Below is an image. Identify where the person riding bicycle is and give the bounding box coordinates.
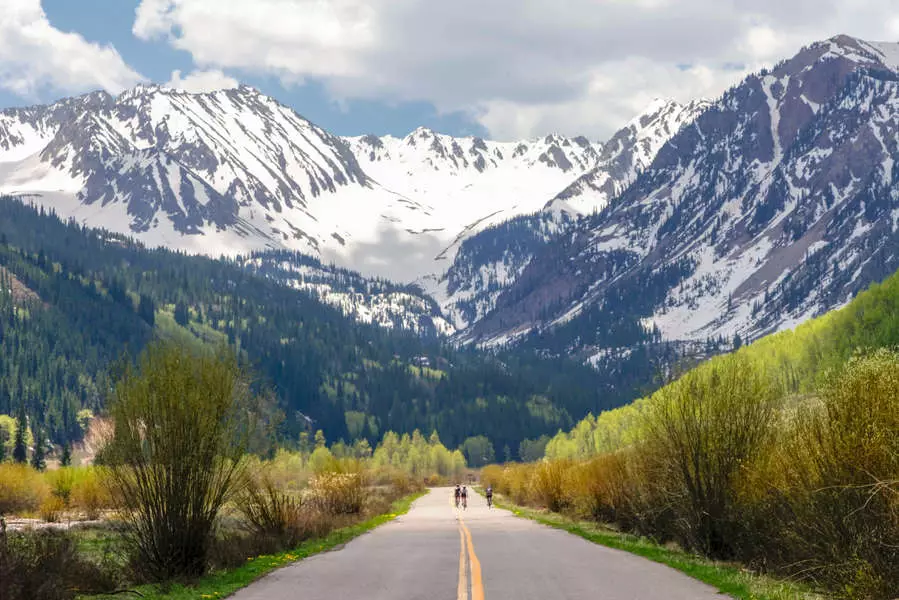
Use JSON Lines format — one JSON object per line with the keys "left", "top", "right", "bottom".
{"left": 454, "top": 484, "right": 461, "bottom": 508}
{"left": 461, "top": 485, "right": 468, "bottom": 509}
{"left": 485, "top": 485, "right": 494, "bottom": 508}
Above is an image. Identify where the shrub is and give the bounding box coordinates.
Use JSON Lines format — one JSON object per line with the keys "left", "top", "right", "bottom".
{"left": 529, "top": 460, "right": 571, "bottom": 512}
{"left": 310, "top": 464, "right": 369, "bottom": 515}
{"left": 39, "top": 495, "right": 66, "bottom": 523}
{"left": 0, "top": 463, "right": 47, "bottom": 516}
{"left": 71, "top": 469, "right": 113, "bottom": 520}
{"left": 754, "top": 350, "right": 899, "bottom": 597}
{"left": 46, "top": 468, "right": 76, "bottom": 507}
{"left": 0, "top": 529, "right": 119, "bottom": 600}
{"left": 102, "top": 342, "right": 254, "bottom": 580}
{"left": 641, "top": 356, "right": 780, "bottom": 556}
{"left": 236, "top": 475, "right": 322, "bottom": 548}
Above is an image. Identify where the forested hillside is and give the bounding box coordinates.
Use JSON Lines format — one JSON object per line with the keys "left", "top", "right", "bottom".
{"left": 0, "top": 197, "right": 633, "bottom": 454}
{"left": 544, "top": 262, "right": 899, "bottom": 459}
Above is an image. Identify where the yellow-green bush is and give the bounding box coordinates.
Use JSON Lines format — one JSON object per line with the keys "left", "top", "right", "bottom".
{"left": 70, "top": 467, "right": 114, "bottom": 520}
{"left": 309, "top": 462, "right": 369, "bottom": 515}
{"left": 0, "top": 463, "right": 48, "bottom": 516}
{"left": 39, "top": 495, "right": 65, "bottom": 523}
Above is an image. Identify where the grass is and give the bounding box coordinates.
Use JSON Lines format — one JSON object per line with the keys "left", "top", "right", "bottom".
{"left": 81, "top": 490, "right": 426, "bottom": 600}
{"left": 489, "top": 494, "right": 825, "bottom": 600}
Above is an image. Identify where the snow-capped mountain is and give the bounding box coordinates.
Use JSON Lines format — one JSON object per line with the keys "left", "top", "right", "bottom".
{"left": 465, "top": 35, "right": 899, "bottom": 356}
{"left": 0, "top": 84, "right": 442, "bottom": 270}
{"left": 424, "top": 98, "right": 709, "bottom": 329}
{"left": 545, "top": 98, "right": 711, "bottom": 216}
{"left": 0, "top": 85, "right": 609, "bottom": 286}
{"left": 242, "top": 250, "right": 454, "bottom": 336}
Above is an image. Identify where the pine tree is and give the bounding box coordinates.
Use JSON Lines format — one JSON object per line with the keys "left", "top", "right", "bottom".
{"left": 60, "top": 442, "right": 72, "bottom": 467}
{"left": 31, "top": 426, "right": 46, "bottom": 471}
{"left": 12, "top": 403, "right": 27, "bottom": 464}
{"left": 174, "top": 301, "right": 190, "bottom": 327}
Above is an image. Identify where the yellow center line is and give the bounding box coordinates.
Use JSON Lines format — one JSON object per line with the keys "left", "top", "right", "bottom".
{"left": 450, "top": 491, "right": 485, "bottom": 599}
{"left": 458, "top": 524, "right": 468, "bottom": 600}
{"left": 461, "top": 519, "right": 484, "bottom": 600}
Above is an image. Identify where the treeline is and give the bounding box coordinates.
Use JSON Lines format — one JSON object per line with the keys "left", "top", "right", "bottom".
{"left": 0, "top": 198, "right": 614, "bottom": 453}
{"left": 485, "top": 268, "right": 899, "bottom": 599}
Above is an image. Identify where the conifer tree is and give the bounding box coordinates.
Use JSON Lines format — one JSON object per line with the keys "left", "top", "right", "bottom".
{"left": 12, "top": 403, "right": 27, "bottom": 464}
{"left": 31, "top": 426, "right": 46, "bottom": 471}
{"left": 60, "top": 442, "right": 72, "bottom": 467}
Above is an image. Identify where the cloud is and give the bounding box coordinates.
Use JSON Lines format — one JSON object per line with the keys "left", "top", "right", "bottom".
{"left": 165, "top": 69, "right": 239, "bottom": 93}
{"left": 133, "top": 0, "right": 899, "bottom": 139}
{"left": 0, "top": 0, "right": 143, "bottom": 98}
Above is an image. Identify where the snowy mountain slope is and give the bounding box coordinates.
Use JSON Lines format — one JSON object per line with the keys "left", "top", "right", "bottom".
{"left": 420, "top": 99, "right": 708, "bottom": 329}
{"left": 0, "top": 85, "right": 611, "bottom": 286}
{"left": 242, "top": 250, "right": 454, "bottom": 336}
{"left": 465, "top": 35, "right": 899, "bottom": 355}
{"left": 545, "top": 98, "right": 711, "bottom": 216}
{"left": 0, "top": 85, "right": 439, "bottom": 273}
{"left": 344, "top": 129, "right": 602, "bottom": 265}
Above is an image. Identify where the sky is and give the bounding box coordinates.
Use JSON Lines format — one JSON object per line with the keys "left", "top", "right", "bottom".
{"left": 1, "top": 0, "right": 899, "bottom": 141}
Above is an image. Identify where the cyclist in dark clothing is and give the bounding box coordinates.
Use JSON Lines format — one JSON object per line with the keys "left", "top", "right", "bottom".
{"left": 461, "top": 485, "right": 468, "bottom": 509}
{"left": 485, "top": 485, "right": 494, "bottom": 508}
{"left": 454, "top": 484, "right": 461, "bottom": 508}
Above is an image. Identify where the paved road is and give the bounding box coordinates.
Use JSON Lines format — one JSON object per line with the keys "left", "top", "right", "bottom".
{"left": 229, "top": 487, "right": 725, "bottom": 600}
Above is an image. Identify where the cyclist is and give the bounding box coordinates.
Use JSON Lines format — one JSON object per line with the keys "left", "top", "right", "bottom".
{"left": 461, "top": 485, "right": 468, "bottom": 509}
{"left": 454, "top": 484, "right": 461, "bottom": 508}
{"left": 485, "top": 485, "right": 494, "bottom": 508}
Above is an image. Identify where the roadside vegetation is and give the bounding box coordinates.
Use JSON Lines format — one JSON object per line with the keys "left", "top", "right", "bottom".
{"left": 0, "top": 341, "right": 464, "bottom": 600}
{"left": 484, "top": 278, "right": 899, "bottom": 600}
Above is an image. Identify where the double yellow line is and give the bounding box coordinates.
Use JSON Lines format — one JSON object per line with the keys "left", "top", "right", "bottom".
{"left": 452, "top": 499, "right": 484, "bottom": 600}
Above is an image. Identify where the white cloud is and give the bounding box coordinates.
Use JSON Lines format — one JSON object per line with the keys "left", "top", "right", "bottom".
{"left": 165, "top": 69, "right": 238, "bottom": 93}
{"left": 0, "top": 0, "right": 143, "bottom": 98}
{"left": 133, "top": 0, "right": 899, "bottom": 140}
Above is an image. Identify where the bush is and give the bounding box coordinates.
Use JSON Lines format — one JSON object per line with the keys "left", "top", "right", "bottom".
{"left": 641, "top": 356, "right": 780, "bottom": 556}
{"left": 102, "top": 342, "right": 254, "bottom": 580}
{"left": 71, "top": 468, "right": 113, "bottom": 520}
{"left": 0, "top": 529, "right": 119, "bottom": 600}
{"left": 529, "top": 460, "right": 570, "bottom": 512}
{"left": 39, "top": 496, "right": 66, "bottom": 523}
{"left": 236, "top": 475, "right": 324, "bottom": 549}
{"left": 310, "top": 470, "right": 369, "bottom": 515}
{"left": 750, "top": 351, "right": 899, "bottom": 597}
{"left": 0, "top": 463, "right": 47, "bottom": 516}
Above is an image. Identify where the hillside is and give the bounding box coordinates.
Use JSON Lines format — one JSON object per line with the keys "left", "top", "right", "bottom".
{"left": 545, "top": 246, "right": 899, "bottom": 459}
{"left": 0, "top": 197, "right": 629, "bottom": 454}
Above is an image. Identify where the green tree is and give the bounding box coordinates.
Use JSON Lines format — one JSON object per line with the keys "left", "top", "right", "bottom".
{"left": 174, "top": 300, "right": 190, "bottom": 327}
{"left": 0, "top": 424, "right": 7, "bottom": 462}
{"left": 459, "top": 435, "right": 495, "bottom": 468}
{"left": 103, "top": 341, "right": 253, "bottom": 580}
{"left": 12, "top": 403, "right": 27, "bottom": 464}
{"left": 60, "top": 442, "right": 72, "bottom": 467}
{"left": 137, "top": 293, "right": 156, "bottom": 327}
{"left": 30, "top": 426, "right": 46, "bottom": 471}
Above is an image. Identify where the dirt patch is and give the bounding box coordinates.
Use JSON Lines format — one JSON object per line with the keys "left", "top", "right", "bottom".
{"left": 0, "top": 266, "right": 39, "bottom": 305}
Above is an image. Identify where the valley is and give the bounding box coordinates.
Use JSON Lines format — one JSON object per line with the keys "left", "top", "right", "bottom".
{"left": 0, "top": 12, "right": 898, "bottom": 599}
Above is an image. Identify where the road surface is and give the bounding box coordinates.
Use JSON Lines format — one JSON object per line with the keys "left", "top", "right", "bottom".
{"left": 229, "top": 487, "right": 724, "bottom": 600}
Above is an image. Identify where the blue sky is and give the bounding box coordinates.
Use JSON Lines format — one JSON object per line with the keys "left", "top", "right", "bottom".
{"left": 1, "top": 1, "right": 897, "bottom": 140}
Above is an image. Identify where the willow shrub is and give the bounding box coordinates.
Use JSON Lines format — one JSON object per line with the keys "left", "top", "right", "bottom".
{"left": 641, "top": 355, "right": 781, "bottom": 556}
{"left": 102, "top": 342, "right": 253, "bottom": 581}
{"left": 747, "top": 350, "right": 899, "bottom": 598}
{"left": 0, "top": 463, "right": 48, "bottom": 516}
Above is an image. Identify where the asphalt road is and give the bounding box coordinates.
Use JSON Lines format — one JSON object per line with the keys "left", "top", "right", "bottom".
{"left": 229, "top": 487, "right": 725, "bottom": 600}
